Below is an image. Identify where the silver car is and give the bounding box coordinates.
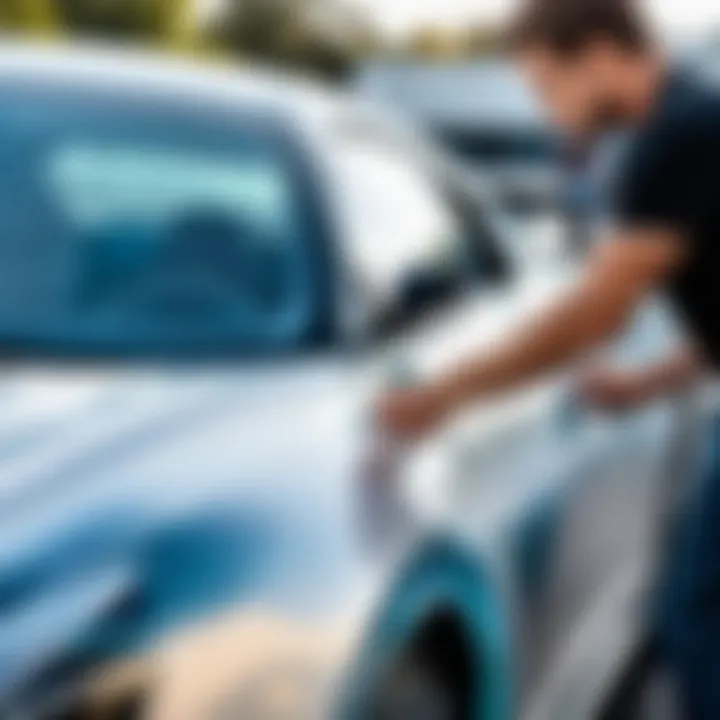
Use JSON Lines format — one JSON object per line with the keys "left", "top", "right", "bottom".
{"left": 0, "top": 44, "right": 700, "bottom": 720}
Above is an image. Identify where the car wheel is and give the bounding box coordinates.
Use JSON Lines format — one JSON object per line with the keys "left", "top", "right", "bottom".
{"left": 372, "top": 611, "right": 476, "bottom": 720}
{"left": 372, "top": 659, "right": 456, "bottom": 720}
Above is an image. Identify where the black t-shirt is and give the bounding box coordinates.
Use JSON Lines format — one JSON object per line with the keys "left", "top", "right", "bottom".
{"left": 615, "top": 70, "right": 720, "bottom": 366}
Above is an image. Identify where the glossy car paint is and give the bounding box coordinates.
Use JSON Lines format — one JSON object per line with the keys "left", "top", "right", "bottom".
{"left": 0, "top": 43, "right": 702, "bottom": 720}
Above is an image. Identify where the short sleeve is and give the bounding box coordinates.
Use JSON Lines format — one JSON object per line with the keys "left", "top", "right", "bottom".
{"left": 614, "top": 116, "right": 699, "bottom": 231}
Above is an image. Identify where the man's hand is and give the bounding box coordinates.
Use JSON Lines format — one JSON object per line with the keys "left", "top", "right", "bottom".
{"left": 377, "top": 231, "right": 685, "bottom": 442}
{"left": 580, "top": 367, "right": 656, "bottom": 412}
{"left": 581, "top": 347, "right": 701, "bottom": 413}
{"left": 377, "top": 384, "right": 453, "bottom": 441}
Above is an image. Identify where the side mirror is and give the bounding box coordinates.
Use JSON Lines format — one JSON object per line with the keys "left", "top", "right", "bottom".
{"left": 398, "top": 264, "right": 459, "bottom": 315}
{"left": 338, "top": 260, "right": 463, "bottom": 349}
{"left": 364, "top": 265, "right": 461, "bottom": 342}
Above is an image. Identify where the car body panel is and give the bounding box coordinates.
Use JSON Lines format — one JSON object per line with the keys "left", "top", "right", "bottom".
{"left": 0, "top": 43, "right": 703, "bottom": 720}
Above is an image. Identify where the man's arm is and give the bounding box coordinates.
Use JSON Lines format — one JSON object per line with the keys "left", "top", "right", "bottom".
{"left": 379, "top": 230, "right": 687, "bottom": 439}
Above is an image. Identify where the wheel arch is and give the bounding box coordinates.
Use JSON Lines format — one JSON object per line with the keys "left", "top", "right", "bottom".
{"left": 341, "top": 534, "right": 516, "bottom": 720}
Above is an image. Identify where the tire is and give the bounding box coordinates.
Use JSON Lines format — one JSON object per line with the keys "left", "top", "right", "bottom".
{"left": 371, "top": 658, "right": 457, "bottom": 720}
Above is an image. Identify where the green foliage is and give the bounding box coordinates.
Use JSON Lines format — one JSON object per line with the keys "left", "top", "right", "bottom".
{"left": 56, "top": 0, "right": 195, "bottom": 46}
{"left": 209, "top": 0, "right": 355, "bottom": 79}
{"left": 0, "top": 0, "right": 59, "bottom": 32}
{"left": 465, "top": 24, "right": 503, "bottom": 56}
{"left": 400, "top": 22, "right": 503, "bottom": 60}
{"left": 210, "top": 0, "right": 293, "bottom": 60}
{"left": 0, "top": 0, "right": 381, "bottom": 79}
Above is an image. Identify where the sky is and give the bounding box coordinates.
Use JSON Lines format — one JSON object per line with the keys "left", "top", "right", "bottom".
{"left": 348, "top": 0, "right": 720, "bottom": 38}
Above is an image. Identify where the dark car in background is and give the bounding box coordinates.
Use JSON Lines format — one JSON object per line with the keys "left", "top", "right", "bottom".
{"left": 0, "top": 42, "right": 703, "bottom": 720}
{"left": 354, "top": 61, "right": 562, "bottom": 219}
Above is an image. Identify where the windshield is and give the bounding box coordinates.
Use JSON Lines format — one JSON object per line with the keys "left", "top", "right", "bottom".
{"left": 0, "top": 85, "right": 322, "bottom": 359}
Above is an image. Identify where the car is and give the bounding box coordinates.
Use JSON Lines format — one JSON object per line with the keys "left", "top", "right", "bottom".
{"left": 353, "top": 61, "right": 564, "bottom": 227}
{"left": 0, "top": 42, "right": 702, "bottom": 720}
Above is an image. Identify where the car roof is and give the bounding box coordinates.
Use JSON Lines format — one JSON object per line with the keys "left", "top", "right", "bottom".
{"left": 0, "top": 39, "right": 349, "bottom": 128}
{"left": 0, "top": 41, "right": 502, "bottom": 211}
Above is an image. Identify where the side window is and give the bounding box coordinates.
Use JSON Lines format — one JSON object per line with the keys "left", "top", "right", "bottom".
{"left": 333, "top": 134, "right": 470, "bottom": 326}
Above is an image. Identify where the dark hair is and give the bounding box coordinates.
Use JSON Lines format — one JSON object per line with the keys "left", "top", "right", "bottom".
{"left": 507, "top": 0, "right": 651, "bottom": 56}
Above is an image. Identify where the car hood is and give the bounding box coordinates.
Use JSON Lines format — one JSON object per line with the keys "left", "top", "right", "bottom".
{"left": 0, "top": 275, "right": 578, "bottom": 709}
{"left": 0, "top": 363, "right": 360, "bottom": 525}
{"left": 0, "top": 363, "right": 384, "bottom": 694}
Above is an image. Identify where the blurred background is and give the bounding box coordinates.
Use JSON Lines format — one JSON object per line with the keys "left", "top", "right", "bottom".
{"left": 0, "top": 2, "right": 715, "bottom": 720}
{"left": 2, "top": 0, "right": 717, "bottom": 74}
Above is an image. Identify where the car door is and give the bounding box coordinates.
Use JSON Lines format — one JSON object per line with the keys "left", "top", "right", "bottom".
{"left": 514, "top": 302, "right": 691, "bottom": 720}
{"left": 325, "top": 117, "right": 586, "bottom": 664}
{"left": 423, "top": 282, "right": 689, "bottom": 718}
{"left": 329, "top": 117, "right": 689, "bottom": 716}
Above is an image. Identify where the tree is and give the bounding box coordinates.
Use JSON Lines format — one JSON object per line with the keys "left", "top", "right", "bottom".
{"left": 0, "top": 0, "right": 379, "bottom": 78}
{"left": 209, "top": 0, "right": 356, "bottom": 79}
{"left": 404, "top": 25, "right": 463, "bottom": 60}
{"left": 56, "top": 0, "right": 197, "bottom": 48}
{"left": 0, "top": 0, "right": 59, "bottom": 34}
{"left": 210, "top": 0, "right": 295, "bottom": 60}
{"left": 465, "top": 23, "right": 502, "bottom": 56}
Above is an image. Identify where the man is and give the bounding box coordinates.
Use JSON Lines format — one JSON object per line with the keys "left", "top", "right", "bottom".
{"left": 379, "top": 0, "right": 720, "bottom": 717}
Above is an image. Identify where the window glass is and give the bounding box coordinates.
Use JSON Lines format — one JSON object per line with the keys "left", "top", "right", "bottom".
{"left": 0, "top": 88, "right": 321, "bottom": 357}
{"left": 48, "top": 143, "right": 293, "bottom": 236}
